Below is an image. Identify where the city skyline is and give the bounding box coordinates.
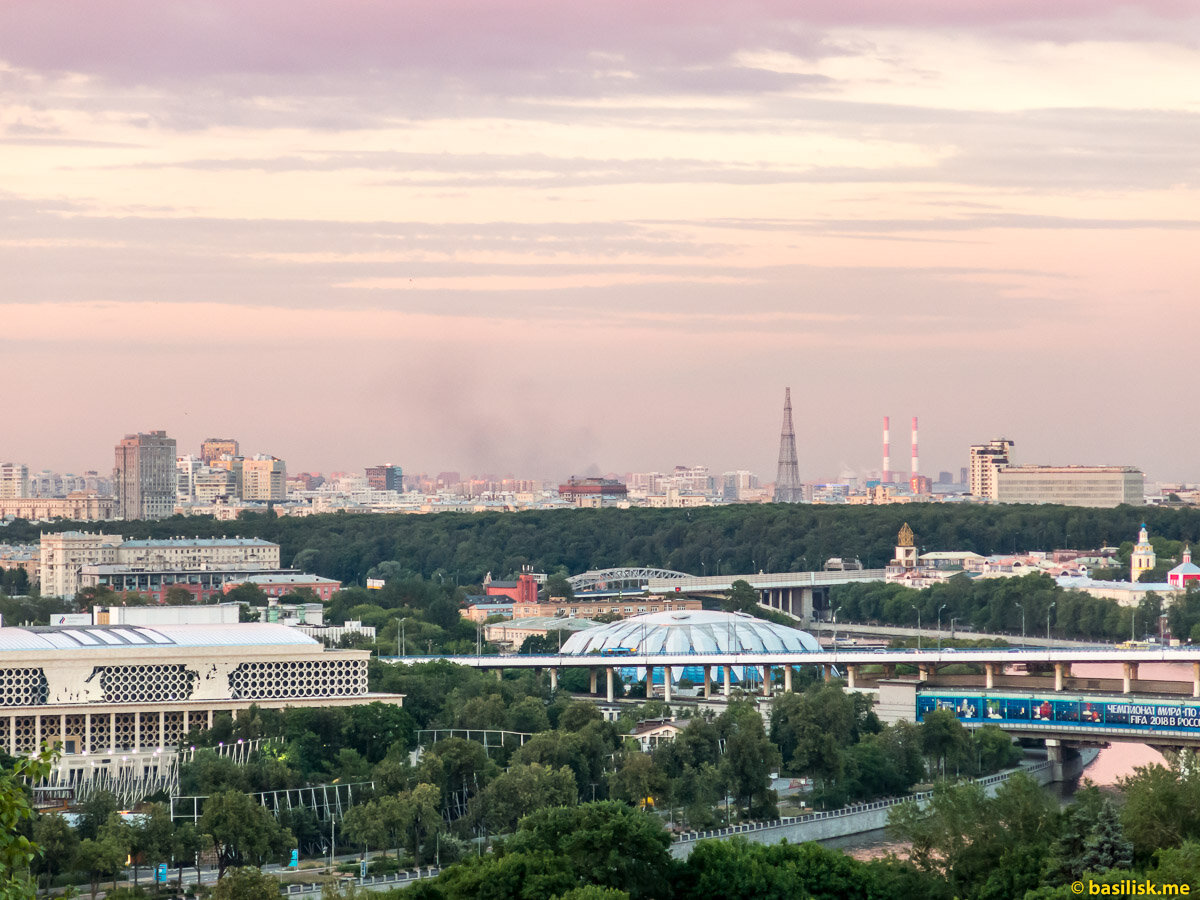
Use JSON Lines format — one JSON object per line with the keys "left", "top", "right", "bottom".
{"left": 3, "top": 3, "right": 1199, "bottom": 479}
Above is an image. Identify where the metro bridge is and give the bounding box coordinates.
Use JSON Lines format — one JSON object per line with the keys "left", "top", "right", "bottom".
{"left": 386, "top": 645, "right": 1200, "bottom": 703}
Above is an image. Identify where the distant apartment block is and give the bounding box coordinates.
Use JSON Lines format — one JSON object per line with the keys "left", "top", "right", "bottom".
{"left": 466, "top": 595, "right": 702, "bottom": 622}
{"left": 0, "top": 494, "right": 116, "bottom": 523}
{"left": 0, "top": 462, "right": 29, "bottom": 499}
{"left": 114, "top": 430, "right": 177, "bottom": 519}
{"left": 200, "top": 438, "right": 240, "bottom": 465}
{"left": 722, "top": 470, "right": 760, "bottom": 501}
{"left": 558, "top": 476, "right": 628, "bottom": 507}
{"left": 40, "top": 532, "right": 282, "bottom": 598}
{"left": 968, "top": 439, "right": 1014, "bottom": 500}
{"left": 365, "top": 465, "right": 404, "bottom": 492}
{"left": 995, "top": 465, "right": 1144, "bottom": 508}
{"left": 242, "top": 455, "right": 287, "bottom": 501}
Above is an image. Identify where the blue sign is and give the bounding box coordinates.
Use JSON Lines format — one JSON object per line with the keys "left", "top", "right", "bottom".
{"left": 155, "top": 864, "right": 167, "bottom": 883}
{"left": 918, "top": 692, "right": 1200, "bottom": 733}
{"left": 289, "top": 850, "right": 299, "bottom": 868}
{"left": 360, "top": 860, "right": 367, "bottom": 879}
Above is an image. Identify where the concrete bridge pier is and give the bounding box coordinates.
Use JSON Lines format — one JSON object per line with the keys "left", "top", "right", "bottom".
{"left": 589, "top": 669, "right": 598, "bottom": 694}
{"left": 985, "top": 663, "right": 996, "bottom": 689}
{"left": 723, "top": 665, "right": 732, "bottom": 697}
{"left": 846, "top": 665, "right": 856, "bottom": 689}
{"left": 1045, "top": 741, "right": 1084, "bottom": 782}
{"left": 1046, "top": 739, "right": 1064, "bottom": 780}
{"left": 703, "top": 667, "right": 712, "bottom": 699}
{"left": 1123, "top": 662, "right": 1139, "bottom": 693}
{"left": 918, "top": 664, "right": 931, "bottom": 681}
{"left": 1193, "top": 662, "right": 1199, "bottom": 698}
{"left": 549, "top": 667, "right": 558, "bottom": 691}
{"left": 664, "top": 666, "right": 673, "bottom": 703}
{"left": 783, "top": 666, "right": 793, "bottom": 692}
{"left": 606, "top": 667, "right": 615, "bottom": 702}
{"left": 1054, "top": 663, "right": 1070, "bottom": 691}
{"left": 761, "top": 666, "right": 771, "bottom": 697}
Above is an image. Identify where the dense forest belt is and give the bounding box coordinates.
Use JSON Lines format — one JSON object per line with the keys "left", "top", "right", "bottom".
{"left": 7, "top": 502, "right": 1197, "bottom": 587}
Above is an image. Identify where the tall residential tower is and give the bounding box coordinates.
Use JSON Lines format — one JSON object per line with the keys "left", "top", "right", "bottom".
{"left": 114, "top": 430, "right": 176, "bottom": 519}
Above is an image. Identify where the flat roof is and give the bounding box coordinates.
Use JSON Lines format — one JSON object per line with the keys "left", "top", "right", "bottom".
{"left": 0, "top": 623, "right": 319, "bottom": 652}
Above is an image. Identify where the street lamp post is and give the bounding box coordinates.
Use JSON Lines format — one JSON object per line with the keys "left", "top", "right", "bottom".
{"left": 1015, "top": 602, "right": 1025, "bottom": 647}
{"left": 911, "top": 605, "right": 921, "bottom": 651}
{"left": 833, "top": 606, "right": 843, "bottom": 647}
{"left": 1047, "top": 601, "right": 1056, "bottom": 645}
{"left": 937, "top": 604, "right": 947, "bottom": 651}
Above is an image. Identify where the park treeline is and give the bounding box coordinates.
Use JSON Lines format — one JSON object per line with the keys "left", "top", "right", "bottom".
{"left": 6, "top": 502, "right": 1200, "bottom": 587}
{"left": 16, "top": 669, "right": 1200, "bottom": 900}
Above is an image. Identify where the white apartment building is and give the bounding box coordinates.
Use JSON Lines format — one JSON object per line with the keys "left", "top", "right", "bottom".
{"left": 0, "top": 463, "right": 29, "bottom": 499}
{"left": 968, "top": 439, "right": 1014, "bottom": 500}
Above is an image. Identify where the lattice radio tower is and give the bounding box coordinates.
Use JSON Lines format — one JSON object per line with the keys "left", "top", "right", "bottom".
{"left": 773, "top": 387, "right": 803, "bottom": 502}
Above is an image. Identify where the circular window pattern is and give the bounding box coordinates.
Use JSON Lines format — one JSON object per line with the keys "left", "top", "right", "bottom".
{"left": 228, "top": 659, "right": 367, "bottom": 700}
{"left": 0, "top": 668, "right": 49, "bottom": 706}
{"left": 96, "top": 665, "right": 199, "bottom": 704}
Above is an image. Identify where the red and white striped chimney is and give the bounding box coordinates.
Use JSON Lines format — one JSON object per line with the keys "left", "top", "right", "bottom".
{"left": 911, "top": 416, "right": 920, "bottom": 478}
{"left": 882, "top": 416, "right": 891, "bottom": 483}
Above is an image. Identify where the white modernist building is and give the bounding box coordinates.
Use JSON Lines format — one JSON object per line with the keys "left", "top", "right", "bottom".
{"left": 0, "top": 622, "right": 400, "bottom": 792}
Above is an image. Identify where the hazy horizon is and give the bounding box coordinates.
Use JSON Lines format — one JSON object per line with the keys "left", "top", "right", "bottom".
{"left": 4, "top": 2, "right": 1198, "bottom": 482}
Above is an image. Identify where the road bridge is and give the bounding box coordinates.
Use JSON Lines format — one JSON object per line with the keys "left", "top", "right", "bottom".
{"left": 828, "top": 622, "right": 1100, "bottom": 649}
{"left": 647, "top": 569, "right": 886, "bottom": 621}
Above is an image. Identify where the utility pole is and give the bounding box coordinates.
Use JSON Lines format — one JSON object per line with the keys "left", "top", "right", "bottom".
{"left": 911, "top": 604, "right": 921, "bottom": 651}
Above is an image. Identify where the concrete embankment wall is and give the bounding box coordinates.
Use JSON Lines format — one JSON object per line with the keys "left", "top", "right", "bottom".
{"left": 669, "top": 760, "right": 1055, "bottom": 859}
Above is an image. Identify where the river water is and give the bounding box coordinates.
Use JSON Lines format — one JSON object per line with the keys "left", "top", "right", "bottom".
{"left": 824, "top": 662, "right": 1176, "bottom": 860}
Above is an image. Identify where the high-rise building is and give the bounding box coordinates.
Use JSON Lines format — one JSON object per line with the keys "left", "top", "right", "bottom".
{"left": 365, "top": 464, "right": 403, "bottom": 492}
{"left": 113, "top": 431, "right": 177, "bottom": 520}
{"left": 242, "top": 455, "right": 288, "bottom": 501}
{"left": 0, "top": 462, "right": 29, "bottom": 499}
{"left": 200, "top": 438, "right": 240, "bottom": 465}
{"left": 968, "top": 439, "right": 1014, "bottom": 500}
{"left": 773, "top": 387, "right": 802, "bottom": 503}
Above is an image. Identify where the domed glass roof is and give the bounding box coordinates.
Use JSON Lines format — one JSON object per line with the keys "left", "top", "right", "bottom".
{"left": 559, "top": 610, "right": 819, "bottom": 656}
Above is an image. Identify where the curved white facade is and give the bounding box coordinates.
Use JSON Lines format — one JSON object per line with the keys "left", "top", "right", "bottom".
{"left": 560, "top": 610, "right": 820, "bottom": 656}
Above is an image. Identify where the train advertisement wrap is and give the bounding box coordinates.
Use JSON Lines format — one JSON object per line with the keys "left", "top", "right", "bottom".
{"left": 917, "top": 694, "right": 1200, "bottom": 733}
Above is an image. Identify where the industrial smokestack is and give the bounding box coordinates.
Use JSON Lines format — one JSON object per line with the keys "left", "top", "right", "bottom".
{"left": 911, "top": 416, "right": 919, "bottom": 477}
{"left": 882, "top": 416, "right": 891, "bottom": 484}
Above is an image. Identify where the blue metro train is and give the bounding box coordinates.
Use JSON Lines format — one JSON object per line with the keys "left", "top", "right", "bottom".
{"left": 918, "top": 692, "right": 1200, "bottom": 733}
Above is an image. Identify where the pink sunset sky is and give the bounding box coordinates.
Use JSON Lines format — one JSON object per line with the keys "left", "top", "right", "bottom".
{"left": 2, "top": 1, "right": 1199, "bottom": 481}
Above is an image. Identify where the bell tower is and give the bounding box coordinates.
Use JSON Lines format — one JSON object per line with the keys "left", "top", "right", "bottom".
{"left": 1130, "top": 523, "right": 1156, "bottom": 583}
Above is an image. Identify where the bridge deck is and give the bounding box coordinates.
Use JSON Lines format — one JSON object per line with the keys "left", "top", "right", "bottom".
{"left": 385, "top": 646, "right": 1200, "bottom": 668}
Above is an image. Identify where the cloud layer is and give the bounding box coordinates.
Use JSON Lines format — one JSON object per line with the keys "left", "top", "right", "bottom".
{"left": 2, "top": 3, "right": 1198, "bottom": 481}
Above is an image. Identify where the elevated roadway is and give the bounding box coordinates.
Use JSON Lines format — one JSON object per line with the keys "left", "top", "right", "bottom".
{"left": 647, "top": 569, "right": 886, "bottom": 620}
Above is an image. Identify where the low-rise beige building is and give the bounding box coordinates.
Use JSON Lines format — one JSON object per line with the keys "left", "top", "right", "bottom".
{"left": 0, "top": 493, "right": 116, "bottom": 523}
